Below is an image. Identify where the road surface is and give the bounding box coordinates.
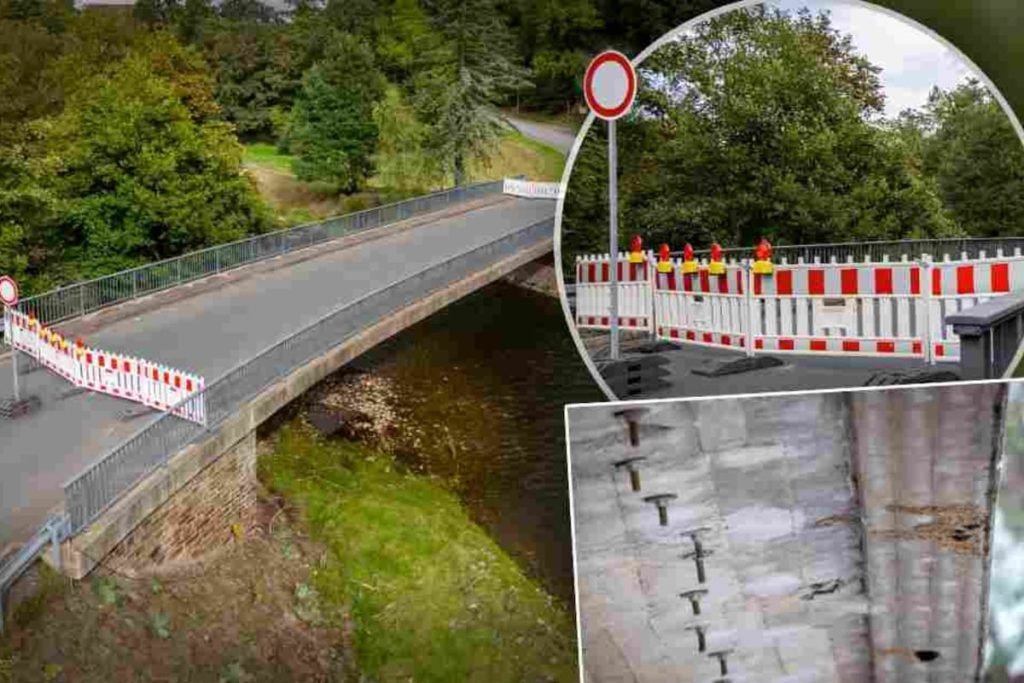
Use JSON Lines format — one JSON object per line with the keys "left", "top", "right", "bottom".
{"left": 0, "top": 195, "right": 555, "bottom": 547}
{"left": 506, "top": 116, "right": 578, "bottom": 155}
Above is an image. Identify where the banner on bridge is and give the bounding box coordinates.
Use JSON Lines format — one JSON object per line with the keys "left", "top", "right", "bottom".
{"left": 503, "top": 178, "right": 562, "bottom": 200}
{"left": 4, "top": 308, "right": 206, "bottom": 425}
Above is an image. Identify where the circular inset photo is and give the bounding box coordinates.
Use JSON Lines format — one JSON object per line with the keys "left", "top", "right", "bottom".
{"left": 554, "top": 0, "right": 1024, "bottom": 401}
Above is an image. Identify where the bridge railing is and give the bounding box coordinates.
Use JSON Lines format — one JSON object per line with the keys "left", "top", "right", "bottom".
{"left": 679, "top": 236, "right": 1024, "bottom": 263}
{"left": 12, "top": 180, "right": 506, "bottom": 329}
{"left": 63, "top": 217, "right": 554, "bottom": 534}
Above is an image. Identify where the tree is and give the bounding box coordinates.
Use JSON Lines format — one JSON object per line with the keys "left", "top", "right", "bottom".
{"left": 920, "top": 80, "right": 1024, "bottom": 237}
{"left": 415, "top": 0, "right": 530, "bottom": 185}
{"left": 42, "top": 43, "right": 270, "bottom": 277}
{"left": 561, "top": 6, "right": 955, "bottom": 260}
{"left": 288, "top": 33, "right": 384, "bottom": 191}
{"left": 372, "top": 84, "right": 443, "bottom": 193}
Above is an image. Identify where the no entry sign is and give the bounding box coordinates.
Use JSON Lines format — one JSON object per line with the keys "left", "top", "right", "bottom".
{"left": 0, "top": 275, "right": 18, "bottom": 307}
{"left": 584, "top": 51, "right": 636, "bottom": 121}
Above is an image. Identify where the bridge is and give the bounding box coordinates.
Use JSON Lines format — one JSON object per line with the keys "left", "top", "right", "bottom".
{"left": 0, "top": 180, "right": 556, "bottom": 595}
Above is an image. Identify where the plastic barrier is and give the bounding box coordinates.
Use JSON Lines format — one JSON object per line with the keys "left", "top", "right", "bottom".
{"left": 502, "top": 178, "right": 562, "bottom": 200}
{"left": 575, "top": 251, "right": 655, "bottom": 332}
{"left": 575, "top": 241, "right": 1024, "bottom": 364}
{"left": 3, "top": 309, "right": 206, "bottom": 425}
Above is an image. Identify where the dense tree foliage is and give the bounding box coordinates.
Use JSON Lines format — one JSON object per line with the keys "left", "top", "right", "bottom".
{"left": 561, "top": 6, "right": 1024, "bottom": 259}
{"left": 289, "top": 34, "right": 384, "bottom": 190}
{"left": 1, "top": 0, "right": 1023, "bottom": 297}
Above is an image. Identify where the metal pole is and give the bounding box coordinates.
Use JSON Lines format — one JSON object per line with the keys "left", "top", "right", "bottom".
{"left": 608, "top": 119, "right": 620, "bottom": 361}
{"left": 745, "top": 261, "right": 756, "bottom": 358}
{"left": 6, "top": 306, "right": 19, "bottom": 402}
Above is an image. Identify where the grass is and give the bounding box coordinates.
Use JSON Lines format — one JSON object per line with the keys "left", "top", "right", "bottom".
{"left": 259, "top": 421, "right": 578, "bottom": 683}
{"left": 242, "top": 143, "right": 296, "bottom": 175}
{"left": 467, "top": 131, "right": 565, "bottom": 183}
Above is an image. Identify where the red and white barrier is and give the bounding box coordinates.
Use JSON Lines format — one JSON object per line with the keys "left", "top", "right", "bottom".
{"left": 574, "top": 245, "right": 1024, "bottom": 365}
{"left": 653, "top": 258, "right": 748, "bottom": 351}
{"left": 575, "top": 252, "right": 655, "bottom": 332}
{"left": 4, "top": 309, "right": 206, "bottom": 425}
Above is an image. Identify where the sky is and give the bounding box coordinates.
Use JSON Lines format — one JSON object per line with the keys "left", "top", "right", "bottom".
{"left": 771, "top": 0, "right": 978, "bottom": 117}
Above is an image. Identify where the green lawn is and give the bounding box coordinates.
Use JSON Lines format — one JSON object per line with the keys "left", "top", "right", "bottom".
{"left": 242, "top": 143, "right": 296, "bottom": 175}
{"left": 259, "top": 422, "right": 579, "bottom": 683}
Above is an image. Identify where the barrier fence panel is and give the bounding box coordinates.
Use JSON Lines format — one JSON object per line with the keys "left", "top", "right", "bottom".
{"left": 574, "top": 245, "right": 1024, "bottom": 364}
{"left": 653, "top": 259, "right": 748, "bottom": 351}
{"left": 574, "top": 252, "right": 655, "bottom": 332}
{"left": 751, "top": 257, "right": 927, "bottom": 358}
{"left": 4, "top": 309, "right": 206, "bottom": 425}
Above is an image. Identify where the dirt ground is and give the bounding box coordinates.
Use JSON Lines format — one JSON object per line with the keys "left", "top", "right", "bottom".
{"left": 0, "top": 496, "right": 354, "bottom": 683}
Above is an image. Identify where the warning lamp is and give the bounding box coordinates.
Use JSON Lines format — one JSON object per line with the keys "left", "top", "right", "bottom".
{"left": 753, "top": 238, "right": 774, "bottom": 275}
{"left": 75, "top": 338, "right": 84, "bottom": 349}
{"left": 681, "top": 243, "right": 699, "bottom": 274}
{"left": 657, "top": 244, "right": 673, "bottom": 273}
{"left": 708, "top": 242, "right": 725, "bottom": 275}
{"left": 628, "top": 235, "right": 645, "bottom": 263}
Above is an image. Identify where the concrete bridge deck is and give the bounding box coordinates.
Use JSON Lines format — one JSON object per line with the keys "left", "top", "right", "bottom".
{"left": 0, "top": 193, "right": 555, "bottom": 548}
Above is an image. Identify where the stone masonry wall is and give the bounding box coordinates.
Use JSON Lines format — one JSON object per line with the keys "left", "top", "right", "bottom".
{"left": 100, "top": 431, "right": 258, "bottom": 576}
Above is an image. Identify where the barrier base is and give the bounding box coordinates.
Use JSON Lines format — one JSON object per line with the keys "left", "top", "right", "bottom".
{"left": 690, "top": 355, "right": 785, "bottom": 377}
{"left": 0, "top": 395, "right": 41, "bottom": 419}
{"left": 864, "top": 368, "right": 962, "bottom": 386}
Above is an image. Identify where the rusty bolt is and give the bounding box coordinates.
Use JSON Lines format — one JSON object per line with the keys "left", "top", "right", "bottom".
{"left": 681, "top": 526, "right": 712, "bottom": 555}
{"left": 613, "top": 407, "right": 650, "bottom": 447}
{"left": 708, "top": 649, "right": 734, "bottom": 676}
{"left": 684, "top": 623, "right": 709, "bottom": 653}
{"left": 642, "top": 493, "right": 677, "bottom": 526}
{"left": 682, "top": 548, "right": 714, "bottom": 584}
{"left": 613, "top": 456, "right": 647, "bottom": 491}
{"left": 679, "top": 588, "right": 708, "bottom": 615}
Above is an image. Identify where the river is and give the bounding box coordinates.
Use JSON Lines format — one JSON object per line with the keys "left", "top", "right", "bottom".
{"left": 294, "top": 279, "right": 603, "bottom": 606}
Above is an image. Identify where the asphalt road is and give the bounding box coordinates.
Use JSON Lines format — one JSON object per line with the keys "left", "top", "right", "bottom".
{"left": 0, "top": 195, "right": 555, "bottom": 548}
{"left": 580, "top": 330, "right": 962, "bottom": 400}
{"left": 505, "top": 116, "right": 578, "bottom": 155}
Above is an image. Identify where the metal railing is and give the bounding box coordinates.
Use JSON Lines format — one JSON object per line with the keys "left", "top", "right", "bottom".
{"left": 63, "top": 218, "right": 554, "bottom": 533}
{"left": 681, "top": 236, "right": 1024, "bottom": 263}
{"left": 13, "top": 181, "right": 506, "bottom": 328}
{"left": 0, "top": 515, "right": 70, "bottom": 633}
{"left": 947, "top": 293, "right": 1024, "bottom": 380}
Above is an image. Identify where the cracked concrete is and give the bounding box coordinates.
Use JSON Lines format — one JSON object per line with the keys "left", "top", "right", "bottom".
{"left": 567, "top": 382, "right": 1004, "bottom": 683}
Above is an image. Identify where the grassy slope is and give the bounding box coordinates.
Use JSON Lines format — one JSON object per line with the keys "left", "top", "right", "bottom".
{"left": 242, "top": 131, "right": 565, "bottom": 226}
{"left": 259, "top": 422, "right": 578, "bottom": 683}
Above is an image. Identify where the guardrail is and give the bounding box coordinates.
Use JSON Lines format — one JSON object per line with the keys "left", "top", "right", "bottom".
{"left": 63, "top": 217, "right": 554, "bottom": 534}
{"left": 680, "top": 236, "right": 1024, "bottom": 263}
{"left": 11, "top": 180, "right": 506, "bottom": 328}
{"left": 946, "top": 293, "right": 1024, "bottom": 380}
{"left": 0, "top": 515, "right": 70, "bottom": 633}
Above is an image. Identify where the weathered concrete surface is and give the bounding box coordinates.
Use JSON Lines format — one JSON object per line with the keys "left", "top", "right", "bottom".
{"left": 567, "top": 382, "right": 1003, "bottom": 683}
{"left": 63, "top": 236, "right": 553, "bottom": 579}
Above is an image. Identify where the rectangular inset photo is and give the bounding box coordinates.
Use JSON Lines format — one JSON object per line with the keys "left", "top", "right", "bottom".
{"left": 565, "top": 380, "right": 1017, "bottom": 682}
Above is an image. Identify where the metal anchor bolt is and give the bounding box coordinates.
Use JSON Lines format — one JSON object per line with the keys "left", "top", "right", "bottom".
{"left": 642, "top": 493, "right": 677, "bottom": 526}
{"left": 613, "top": 456, "right": 647, "bottom": 491}
{"left": 708, "top": 649, "right": 734, "bottom": 676}
{"left": 684, "top": 623, "right": 709, "bottom": 653}
{"left": 682, "top": 548, "right": 714, "bottom": 584}
{"left": 613, "top": 407, "right": 650, "bottom": 447}
{"left": 681, "top": 527, "right": 711, "bottom": 554}
{"left": 679, "top": 588, "right": 708, "bottom": 615}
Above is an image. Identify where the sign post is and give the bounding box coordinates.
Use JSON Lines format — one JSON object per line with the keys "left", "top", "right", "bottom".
{"left": 0, "top": 275, "right": 20, "bottom": 402}
{"left": 584, "top": 50, "right": 636, "bottom": 360}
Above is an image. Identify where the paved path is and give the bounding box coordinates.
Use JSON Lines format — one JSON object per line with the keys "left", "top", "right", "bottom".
{"left": 0, "top": 196, "right": 556, "bottom": 547}
{"left": 505, "top": 116, "right": 578, "bottom": 155}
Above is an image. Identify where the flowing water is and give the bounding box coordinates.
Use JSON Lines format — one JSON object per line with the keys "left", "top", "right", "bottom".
{"left": 320, "top": 280, "right": 603, "bottom": 605}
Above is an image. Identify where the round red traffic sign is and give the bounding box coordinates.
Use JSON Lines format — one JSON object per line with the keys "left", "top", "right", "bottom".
{"left": 583, "top": 50, "right": 636, "bottom": 121}
{"left": 0, "top": 275, "right": 18, "bottom": 307}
